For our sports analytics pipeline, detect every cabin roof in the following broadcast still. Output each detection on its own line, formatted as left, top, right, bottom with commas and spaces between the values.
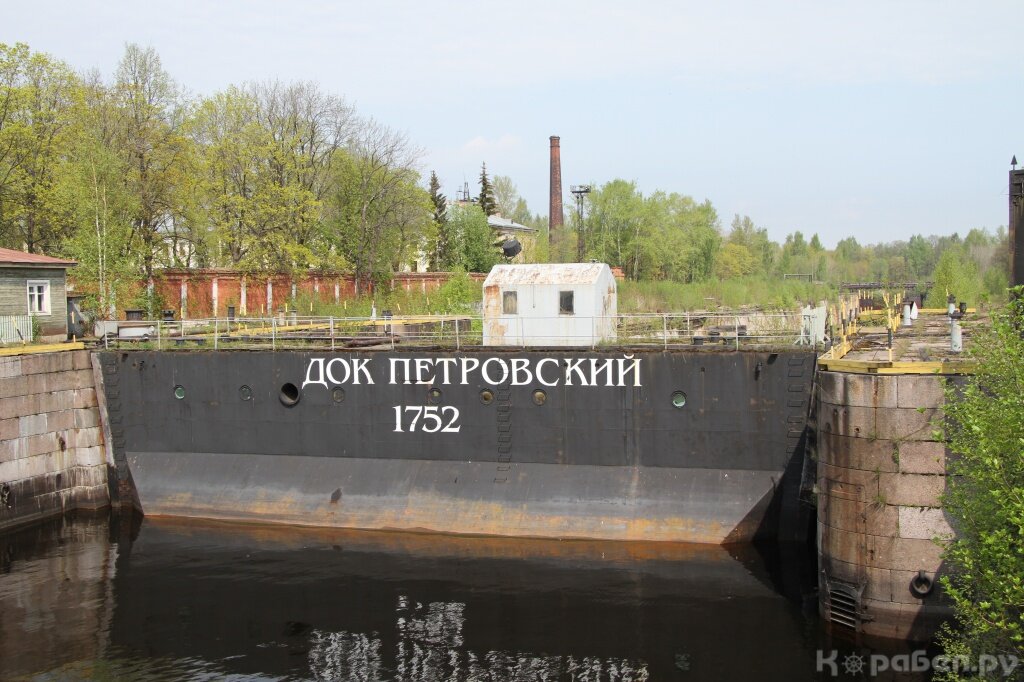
0, 247, 77, 267
483, 262, 610, 287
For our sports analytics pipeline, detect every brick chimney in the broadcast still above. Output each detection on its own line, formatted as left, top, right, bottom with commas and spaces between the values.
549, 136, 564, 247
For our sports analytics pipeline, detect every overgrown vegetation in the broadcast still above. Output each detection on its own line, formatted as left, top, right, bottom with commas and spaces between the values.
291, 271, 482, 318
619, 276, 835, 312
937, 288, 1024, 680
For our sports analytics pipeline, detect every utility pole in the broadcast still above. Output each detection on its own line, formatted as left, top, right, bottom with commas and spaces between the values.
570, 185, 591, 262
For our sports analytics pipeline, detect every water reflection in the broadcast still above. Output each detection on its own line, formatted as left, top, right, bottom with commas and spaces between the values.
0, 511, 929, 681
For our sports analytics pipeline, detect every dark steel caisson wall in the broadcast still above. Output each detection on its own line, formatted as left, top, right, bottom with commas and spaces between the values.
99, 349, 815, 544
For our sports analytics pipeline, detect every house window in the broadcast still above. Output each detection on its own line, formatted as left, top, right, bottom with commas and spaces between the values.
559, 290, 574, 315
27, 280, 50, 315
503, 291, 518, 315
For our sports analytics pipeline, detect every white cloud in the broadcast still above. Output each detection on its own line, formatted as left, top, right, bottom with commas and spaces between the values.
460, 134, 523, 155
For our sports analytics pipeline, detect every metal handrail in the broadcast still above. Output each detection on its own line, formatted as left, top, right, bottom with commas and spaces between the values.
96, 310, 821, 352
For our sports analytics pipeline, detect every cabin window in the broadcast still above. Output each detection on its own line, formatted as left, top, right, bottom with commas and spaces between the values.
503, 291, 518, 314
27, 280, 50, 315
559, 290, 574, 315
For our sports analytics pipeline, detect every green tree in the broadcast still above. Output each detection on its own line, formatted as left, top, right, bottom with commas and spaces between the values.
715, 242, 756, 278
428, 170, 446, 224
0, 43, 84, 253
110, 44, 194, 278
428, 170, 454, 270
938, 290, 1024, 679
189, 85, 346, 272
728, 215, 777, 275
929, 247, 982, 307
330, 119, 427, 291
491, 174, 535, 227
446, 203, 499, 272
477, 162, 496, 216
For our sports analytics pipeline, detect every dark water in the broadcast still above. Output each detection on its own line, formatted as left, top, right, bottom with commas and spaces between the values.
0, 511, 931, 681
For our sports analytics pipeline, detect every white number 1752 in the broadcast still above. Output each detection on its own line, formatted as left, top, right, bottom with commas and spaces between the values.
393, 405, 461, 433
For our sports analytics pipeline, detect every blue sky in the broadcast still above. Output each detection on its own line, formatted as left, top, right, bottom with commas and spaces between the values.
4, 0, 1022, 246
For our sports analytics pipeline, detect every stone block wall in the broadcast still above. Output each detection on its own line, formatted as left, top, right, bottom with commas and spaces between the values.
0, 350, 110, 531
817, 371, 954, 640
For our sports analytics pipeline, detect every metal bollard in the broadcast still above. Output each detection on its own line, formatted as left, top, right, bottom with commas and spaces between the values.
951, 319, 963, 352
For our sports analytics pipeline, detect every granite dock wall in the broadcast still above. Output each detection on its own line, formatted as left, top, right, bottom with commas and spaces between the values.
817, 370, 955, 640
0, 350, 111, 531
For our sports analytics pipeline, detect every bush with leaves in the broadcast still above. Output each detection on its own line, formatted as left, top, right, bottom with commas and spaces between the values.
938, 287, 1024, 680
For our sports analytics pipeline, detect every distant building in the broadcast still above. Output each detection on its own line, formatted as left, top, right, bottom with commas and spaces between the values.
0, 247, 76, 342
482, 262, 617, 346
488, 215, 537, 265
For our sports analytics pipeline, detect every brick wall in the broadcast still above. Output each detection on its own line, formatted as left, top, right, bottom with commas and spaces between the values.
0, 350, 110, 531
150, 271, 485, 319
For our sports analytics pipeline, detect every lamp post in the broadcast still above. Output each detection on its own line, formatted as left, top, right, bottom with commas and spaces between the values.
570, 184, 591, 262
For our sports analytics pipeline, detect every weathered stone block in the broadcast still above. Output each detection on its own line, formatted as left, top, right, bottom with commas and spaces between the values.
44, 409, 76, 432
0, 357, 21, 379
819, 432, 899, 472
74, 445, 107, 467
68, 426, 102, 450
72, 351, 93, 370
69, 389, 98, 409
897, 441, 947, 475
899, 506, 954, 540
821, 524, 867, 566
22, 432, 60, 459
0, 438, 23, 461
863, 565, 894, 602
820, 462, 881, 489
73, 409, 100, 429
819, 372, 898, 408
879, 473, 945, 507
867, 534, 944, 571
0, 417, 17, 441
820, 404, 877, 439
821, 492, 899, 536
875, 407, 939, 441
6, 450, 68, 481
18, 413, 48, 438
0, 375, 30, 399
819, 492, 864, 532
20, 351, 74, 376
0, 395, 30, 419
897, 375, 945, 409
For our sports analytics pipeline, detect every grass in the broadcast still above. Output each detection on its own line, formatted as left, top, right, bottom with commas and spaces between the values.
617, 276, 836, 312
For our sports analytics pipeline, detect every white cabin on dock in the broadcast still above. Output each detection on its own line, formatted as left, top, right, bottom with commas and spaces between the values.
482, 263, 617, 346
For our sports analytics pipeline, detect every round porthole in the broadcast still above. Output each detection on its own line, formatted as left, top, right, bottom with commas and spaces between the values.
671, 391, 687, 408
331, 387, 345, 403
279, 382, 301, 407
427, 387, 442, 404
173, 385, 185, 400
479, 389, 495, 405
532, 389, 547, 406
239, 385, 252, 401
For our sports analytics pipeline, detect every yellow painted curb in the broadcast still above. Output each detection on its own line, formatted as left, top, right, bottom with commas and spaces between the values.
0, 342, 85, 357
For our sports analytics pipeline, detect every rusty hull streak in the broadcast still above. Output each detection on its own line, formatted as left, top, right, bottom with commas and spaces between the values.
143, 491, 735, 545
143, 514, 741, 564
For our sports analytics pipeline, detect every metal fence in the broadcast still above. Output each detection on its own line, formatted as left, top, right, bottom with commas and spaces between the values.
98, 309, 826, 352
0, 315, 32, 344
